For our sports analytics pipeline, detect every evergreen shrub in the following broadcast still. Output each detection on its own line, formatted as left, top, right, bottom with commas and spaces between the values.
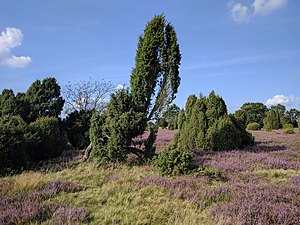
176, 91, 254, 151
154, 147, 194, 176
283, 124, 294, 134
247, 122, 261, 130
26, 117, 66, 162
64, 110, 92, 149
0, 115, 27, 174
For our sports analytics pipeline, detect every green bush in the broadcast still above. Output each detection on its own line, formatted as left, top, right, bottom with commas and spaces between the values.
283, 124, 294, 134
247, 122, 261, 130
176, 92, 253, 152
263, 109, 281, 131
64, 110, 92, 149
26, 117, 66, 162
206, 116, 243, 151
0, 115, 27, 175
153, 148, 194, 176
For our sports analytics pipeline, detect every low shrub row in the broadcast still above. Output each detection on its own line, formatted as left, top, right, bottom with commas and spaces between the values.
0, 115, 66, 175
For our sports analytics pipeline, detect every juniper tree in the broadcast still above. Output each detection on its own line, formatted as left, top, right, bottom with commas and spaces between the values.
177, 109, 186, 130
176, 91, 253, 151
90, 15, 181, 163
130, 14, 181, 120
263, 109, 281, 131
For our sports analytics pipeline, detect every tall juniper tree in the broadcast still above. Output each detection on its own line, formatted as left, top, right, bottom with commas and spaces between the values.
130, 14, 181, 120
90, 15, 181, 163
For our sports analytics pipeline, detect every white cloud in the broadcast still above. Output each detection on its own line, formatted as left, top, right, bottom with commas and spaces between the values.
253, 0, 287, 15
229, 0, 288, 23
231, 3, 250, 23
266, 95, 300, 107
116, 84, 125, 90
0, 27, 32, 68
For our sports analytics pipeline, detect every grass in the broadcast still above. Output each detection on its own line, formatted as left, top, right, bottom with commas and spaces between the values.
1, 129, 300, 224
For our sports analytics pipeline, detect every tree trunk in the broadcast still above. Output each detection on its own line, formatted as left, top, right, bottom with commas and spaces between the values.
82, 143, 92, 162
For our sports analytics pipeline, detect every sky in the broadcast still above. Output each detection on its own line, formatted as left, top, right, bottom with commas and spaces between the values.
0, 0, 300, 112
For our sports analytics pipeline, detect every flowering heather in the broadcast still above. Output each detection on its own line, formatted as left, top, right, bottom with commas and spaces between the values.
52, 206, 90, 225
211, 180, 300, 225
0, 179, 86, 225
290, 175, 300, 185
197, 130, 300, 173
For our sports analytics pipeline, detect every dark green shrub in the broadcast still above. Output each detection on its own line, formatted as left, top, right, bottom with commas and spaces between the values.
197, 167, 226, 181
247, 122, 261, 130
283, 124, 294, 134
26, 117, 66, 162
90, 90, 147, 165
64, 110, 92, 149
176, 92, 254, 152
153, 148, 194, 176
0, 115, 27, 174
264, 109, 281, 131
158, 117, 168, 128
89, 112, 109, 164
206, 116, 243, 151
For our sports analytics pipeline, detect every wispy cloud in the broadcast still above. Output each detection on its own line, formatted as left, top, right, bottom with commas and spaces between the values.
231, 3, 250, 23
266, 95, 300, 108
0, 27, 32, 68
229, 0, 288, 23
253, 0, 288, 15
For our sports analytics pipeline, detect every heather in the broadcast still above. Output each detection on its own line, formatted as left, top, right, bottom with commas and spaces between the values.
0, 179, 87, 224
0, 128, 299, 224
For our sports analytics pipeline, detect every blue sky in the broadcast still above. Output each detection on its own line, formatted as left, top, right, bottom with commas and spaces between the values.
0, 0, 299, 112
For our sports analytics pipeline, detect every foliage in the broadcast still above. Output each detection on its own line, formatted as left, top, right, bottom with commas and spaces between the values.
285, 108, 300, 127
0, 115, 27, 175
63, 78, 114, 114
26, 117, 66, 162
0, 89, 18, 116
176, 91, 253, 151
153, 148, 194, 176
91, 15, 181, 164
90, 90, 147, 164
247, 122, 261, 130
89, 112, 108, 164
158, 117, 168, 128
241, 102, 268, 127
234, 109, 246, 127
177, 108, 186, 130
161, 103, 180, 129
206, 91, 227, 127
270, 103, 286, 117
206, 115, 244, 151
130, 14, 181, 121
63, 110, 93, 149
283, 123, 294, 134
25, 77, 65, 122
263, 109, 281, 131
